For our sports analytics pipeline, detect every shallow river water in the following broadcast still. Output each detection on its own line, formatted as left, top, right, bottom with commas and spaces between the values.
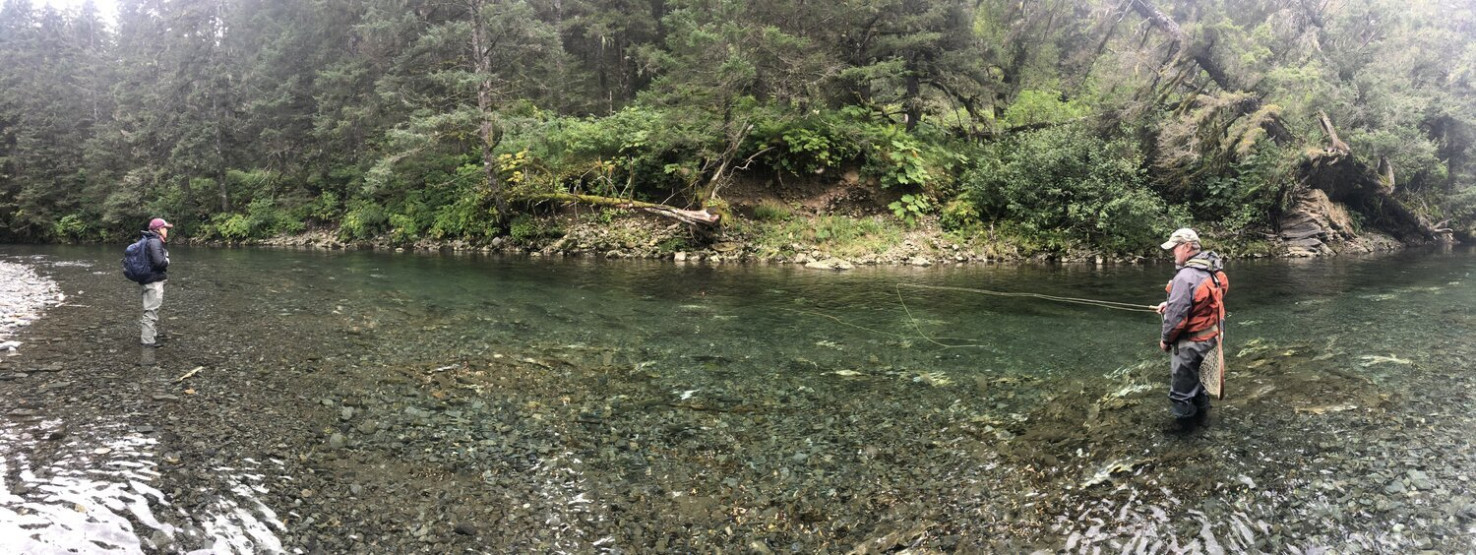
2, 245, 1474, 553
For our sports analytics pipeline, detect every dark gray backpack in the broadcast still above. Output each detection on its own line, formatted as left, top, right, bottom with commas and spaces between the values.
122, 237, 151, 283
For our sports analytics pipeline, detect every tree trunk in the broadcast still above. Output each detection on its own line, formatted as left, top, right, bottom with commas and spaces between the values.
1129, 0, 1184, 70
1129, 0, 1232, 91
471, 0, 508, 227
211, 0, 230, 213
904, 68, 921, 132
1132, 0, 1293, 145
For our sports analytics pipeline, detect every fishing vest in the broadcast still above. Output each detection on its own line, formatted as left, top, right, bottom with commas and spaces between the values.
1165, 266, 1229, 342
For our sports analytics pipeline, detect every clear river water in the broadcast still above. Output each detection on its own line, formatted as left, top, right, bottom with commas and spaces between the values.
1, 244, 1474, 553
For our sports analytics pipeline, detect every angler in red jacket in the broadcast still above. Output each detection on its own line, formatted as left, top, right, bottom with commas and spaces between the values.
1153, 228, 1228, 426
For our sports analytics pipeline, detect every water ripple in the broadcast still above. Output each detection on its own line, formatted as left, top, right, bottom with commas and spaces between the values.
0, 259, 65, 354
0, 419, 286, 554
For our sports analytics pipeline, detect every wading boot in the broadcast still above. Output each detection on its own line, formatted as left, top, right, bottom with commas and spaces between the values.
1164, 405, 1208, 436
1191, 393, 1211, 428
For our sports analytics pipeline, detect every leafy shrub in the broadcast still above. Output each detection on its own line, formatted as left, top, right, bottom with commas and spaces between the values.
209, 198, 304, 240
225, 169, 279, 200
292, 191, 341, 225
939, 196, 982, 231
254, 198, 305, 236
517, 107, 698, 198
388, 213, 420, 242
340, 200, 389, 240
385, 195, 437, 242
748, 109, 862, 176
212, 213, 253, 240
871, 132, 933, 189
508, 214, 563, 242
960, 124, 1171, 253
51, 214, 91, 242
1346, 126, 1446, 192
1188, 149, 1283, 230
888, 194, 930, 228
1001, 89, 1089, 128
1442, 184, 1476, 240
430, 191, 499, 239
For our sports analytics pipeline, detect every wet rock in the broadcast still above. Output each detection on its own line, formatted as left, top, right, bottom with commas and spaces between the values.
453, 522, 477, 536
1456, 501, 1476, 520
405, 406, 431, 419
328, 433, 347, 449
804, 259, 853, 271
340, 407, 355, 421
149, 530, 174, 550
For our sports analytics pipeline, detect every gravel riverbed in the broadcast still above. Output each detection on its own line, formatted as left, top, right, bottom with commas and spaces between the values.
2, 249, 1475, 553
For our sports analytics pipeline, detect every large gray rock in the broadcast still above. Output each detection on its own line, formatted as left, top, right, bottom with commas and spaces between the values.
1278, 189, 1358, 255
804, 258, 854, 271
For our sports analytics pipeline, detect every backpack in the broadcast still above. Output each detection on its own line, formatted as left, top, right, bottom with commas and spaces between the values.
122, 237, 152, 283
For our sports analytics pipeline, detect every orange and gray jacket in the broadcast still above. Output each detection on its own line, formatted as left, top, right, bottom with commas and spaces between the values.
1162, 251, 1228, 344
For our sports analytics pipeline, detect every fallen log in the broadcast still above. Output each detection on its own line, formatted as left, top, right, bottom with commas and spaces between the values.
519, 193, 721, 228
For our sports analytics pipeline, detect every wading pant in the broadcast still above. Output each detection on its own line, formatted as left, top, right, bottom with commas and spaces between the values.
1170, 336, 1216, 418
140, 281, 165, 345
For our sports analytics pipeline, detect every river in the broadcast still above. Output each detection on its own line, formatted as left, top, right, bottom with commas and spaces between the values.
2, 245, 1474, 553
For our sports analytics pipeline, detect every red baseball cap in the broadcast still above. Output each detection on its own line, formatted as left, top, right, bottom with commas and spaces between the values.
149, 218, 174, 230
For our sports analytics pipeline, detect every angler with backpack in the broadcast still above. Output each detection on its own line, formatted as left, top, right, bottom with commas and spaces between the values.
1153, 227, 1228, 433
123, 218, 173, 347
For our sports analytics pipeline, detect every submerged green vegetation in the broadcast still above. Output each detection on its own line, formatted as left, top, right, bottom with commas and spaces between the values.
1, 0, 1473, 256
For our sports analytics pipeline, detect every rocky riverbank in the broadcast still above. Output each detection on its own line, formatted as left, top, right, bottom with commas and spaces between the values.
203, 210, 1422, 268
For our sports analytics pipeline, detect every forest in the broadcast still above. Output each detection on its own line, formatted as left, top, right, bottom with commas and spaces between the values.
1, 0, 1473, 255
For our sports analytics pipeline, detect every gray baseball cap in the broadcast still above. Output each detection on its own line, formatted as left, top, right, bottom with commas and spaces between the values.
1160, 228, 1199, 250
